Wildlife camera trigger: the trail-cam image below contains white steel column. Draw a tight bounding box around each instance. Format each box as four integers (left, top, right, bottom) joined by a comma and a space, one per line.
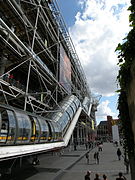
24, 60, 32, 111
31, 1, 41, 50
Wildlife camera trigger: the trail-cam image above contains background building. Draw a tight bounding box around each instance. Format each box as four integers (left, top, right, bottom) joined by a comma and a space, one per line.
97, 116, 120, 142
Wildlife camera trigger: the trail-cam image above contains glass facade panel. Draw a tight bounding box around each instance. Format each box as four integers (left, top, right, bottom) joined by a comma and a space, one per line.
52, 121, 62, 141
0, 108, 8, 144
82, 97, 90, 113
0, 113, 1, 129
15, 111, 31, 144
74, 98, 80, 108
58, 115, 66, 129
70, 102, 76, 113
38, 118, 49, 142
66, 106, 74, 119
59, 112, 70, 132
29, 116, 40, 143
6, 110, 16, 144
47, 121, 55, 141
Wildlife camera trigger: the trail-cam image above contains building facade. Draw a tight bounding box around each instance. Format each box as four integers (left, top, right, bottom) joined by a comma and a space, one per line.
97, 116, 120, 142
0, 1, 100, 175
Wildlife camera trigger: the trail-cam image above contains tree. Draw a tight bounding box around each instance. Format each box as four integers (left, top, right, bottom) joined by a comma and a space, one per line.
116, 1, 135, 179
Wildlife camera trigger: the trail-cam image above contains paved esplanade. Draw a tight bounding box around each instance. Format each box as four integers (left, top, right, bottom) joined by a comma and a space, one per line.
26, 142, 131, 180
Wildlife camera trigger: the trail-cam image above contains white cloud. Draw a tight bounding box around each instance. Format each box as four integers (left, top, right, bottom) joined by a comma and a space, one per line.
96, 100, 117, 124
69, 0, 131, 96
69, 0, 130, 121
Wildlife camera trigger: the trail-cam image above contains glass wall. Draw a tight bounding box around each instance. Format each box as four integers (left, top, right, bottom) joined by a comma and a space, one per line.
15, 111, 31, 144
37, 118, 49, 142
29, 116, 40, 143
0, 108, 9, 144
51, 121, 62, 141
6, 110, 17, 144
0, 108, 17, 144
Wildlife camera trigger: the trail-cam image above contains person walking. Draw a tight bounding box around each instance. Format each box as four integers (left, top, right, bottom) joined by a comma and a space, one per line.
94, 152, 99, 164
74, 141, 77, 150
88, 142, 92, 149
86, 152, 89, 164
115, 141, 118, 147
124, 157, 129, 174
98, 143, 103, 151
84, 171, 91, 180
96, 152, 99, 164
94, 173, 101, 180
85, 142, 88, 150
103, 174, 108, 180
9, 73, 14, 85
117, 148, 122, 160
116, 172, 127, 180
94, 152, 97, 163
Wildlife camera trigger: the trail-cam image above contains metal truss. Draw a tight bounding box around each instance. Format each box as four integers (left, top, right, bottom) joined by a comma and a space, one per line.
0, 0, 91, 116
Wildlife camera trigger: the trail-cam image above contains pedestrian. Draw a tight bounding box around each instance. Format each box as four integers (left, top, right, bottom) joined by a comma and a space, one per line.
32, 155, 40, 165
88, 142, 91, 149
94, 173, 101, 180
9, 73, 14, 85
86, 152, 89, 164
124, 157, 129, 174
117, 148, 122, 160
98, 143, 103, 151
96, 152, 99, 164
94, 152, 99, 164
115, 141, 118, 147
120, 140, 122, 146
116, 172, 127, 180
84, 171, 91, 180
103, 174, 108, 180
94, 152, 97, 163
85, 142, 88, 150
3, 73, 9, 82
74, 143, 77, 151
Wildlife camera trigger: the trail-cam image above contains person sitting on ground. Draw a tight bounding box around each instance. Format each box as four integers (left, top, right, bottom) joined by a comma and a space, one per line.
94, 173, 101, 180
103, 174, 108, 180
84, 171, 91, 180
116, 172, 127, 180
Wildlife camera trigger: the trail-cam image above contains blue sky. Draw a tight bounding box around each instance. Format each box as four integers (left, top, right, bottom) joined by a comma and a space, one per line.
57, 0, 131, 125
58, 0, 80, 27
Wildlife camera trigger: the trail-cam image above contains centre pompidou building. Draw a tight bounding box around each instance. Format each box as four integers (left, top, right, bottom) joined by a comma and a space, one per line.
0, 0, 99, 174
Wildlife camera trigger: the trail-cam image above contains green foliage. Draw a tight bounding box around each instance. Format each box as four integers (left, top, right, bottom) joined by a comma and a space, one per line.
116, 1, 135, 155
118, 92, 135, 154
129, 1, 135, 25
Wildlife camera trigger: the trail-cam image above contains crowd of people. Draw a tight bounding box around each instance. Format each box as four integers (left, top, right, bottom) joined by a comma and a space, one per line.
84, 141, 129, 180
2, 72, 25, 90
84, 171, 127, 180
85, 142, 102, 165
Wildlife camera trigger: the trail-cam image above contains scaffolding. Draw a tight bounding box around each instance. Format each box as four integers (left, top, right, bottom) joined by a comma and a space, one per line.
0, 0, 91, 116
